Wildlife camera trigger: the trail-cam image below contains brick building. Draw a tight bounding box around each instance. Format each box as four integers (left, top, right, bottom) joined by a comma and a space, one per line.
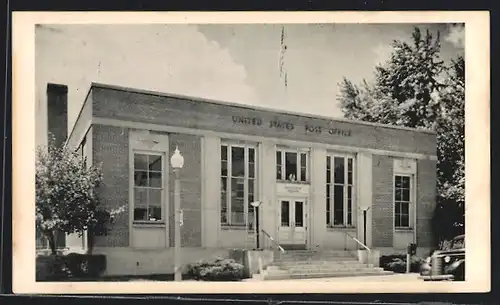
45, 82, 437, 276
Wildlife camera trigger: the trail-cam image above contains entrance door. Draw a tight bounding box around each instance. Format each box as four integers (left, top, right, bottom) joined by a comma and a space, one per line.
278, 198, 307, 248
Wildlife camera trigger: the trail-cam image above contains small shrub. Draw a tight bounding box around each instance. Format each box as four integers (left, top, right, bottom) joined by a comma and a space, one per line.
186, 258, 244, 281
36, 253, 106, 281
36, 255, 69, 281
65, 253, 106, 278
380, 254, 425, 273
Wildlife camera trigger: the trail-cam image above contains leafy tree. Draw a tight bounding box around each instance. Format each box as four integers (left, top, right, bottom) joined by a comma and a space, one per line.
338, 27, 465, 245
36, 133, 124, 255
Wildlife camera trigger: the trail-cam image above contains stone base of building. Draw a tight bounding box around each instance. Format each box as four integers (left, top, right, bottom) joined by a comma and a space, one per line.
93, 247, 229, 276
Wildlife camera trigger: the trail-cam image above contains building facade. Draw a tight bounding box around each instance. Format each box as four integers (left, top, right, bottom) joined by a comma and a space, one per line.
47, 82, 437, 276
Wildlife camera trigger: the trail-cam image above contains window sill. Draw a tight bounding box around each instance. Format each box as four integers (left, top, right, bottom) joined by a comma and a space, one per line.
221, 225, 253, 231
276, 180, 309, 185
327, 225, 356, 230
395, 227, 414, 232
133, 222, 166, 228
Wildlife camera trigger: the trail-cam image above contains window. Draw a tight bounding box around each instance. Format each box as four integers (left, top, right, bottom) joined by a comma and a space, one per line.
326, 155, 354, 226
133, 153, 164, 222
394, 175, 411, 228
81, 137, 87, 160
221, 143, 257, 228
276, 149, 308, 182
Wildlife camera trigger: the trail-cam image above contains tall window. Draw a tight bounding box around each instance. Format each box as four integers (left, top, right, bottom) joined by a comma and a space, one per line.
133, 153, 164, 222
394, 175, 411, 228
276, 149, 308, 182
326, 155, 354, 226
221, 143, 256, 228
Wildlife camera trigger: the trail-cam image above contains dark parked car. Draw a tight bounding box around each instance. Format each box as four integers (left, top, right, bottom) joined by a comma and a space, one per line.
419, 234, 465, 281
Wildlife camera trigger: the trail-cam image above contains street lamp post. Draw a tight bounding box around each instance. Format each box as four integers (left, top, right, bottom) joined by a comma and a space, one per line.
250, 201, 262, 249
170, 146, 184, 282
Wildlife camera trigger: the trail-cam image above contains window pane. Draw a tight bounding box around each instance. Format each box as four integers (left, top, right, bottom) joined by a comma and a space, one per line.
348, 172, 353, 185
221, 177, 227, 223
248, 194, 254, 205
149, 189, 161, 205
334, 157, 345, 184
231, 146, 245, 177
231, 198, 245, 224
148, 206, 162, 221
334, 185, 344, 224
281, 201, 290, 226
395, 202, 401, 214
221, 160, 227, 176
134, 154, 148, 170
221, 145, 227, 161
149, 155, 162, 171
327, 156, 331, 170
401, 202, 409, 215
395, 215, 401, 227
402, 176, 410, 188
134, 171, 148, 186
249, 148, 255, 163
300, 153, 307, 167
395, 176, 402, 188
403, 189, 410, 201
326, 169, 331, 183
149, 172, 162, 188
326, 184, 330, 198
134, 187, 147, 205
347, 185, 352, 200
276, 165, 282, 180
248, 179, 254, 195
295, 201, 304, 227
401, 214, 409, 227
134, 207, 148, 221
285, 152, 297, 181
326, 210, 331, 225
276, 151, 282, 164
348, 158, 353, 171
231, 211, 245, 224
300, 167, 306, 182
249, 162, 255, 178
395, 189, 402, 201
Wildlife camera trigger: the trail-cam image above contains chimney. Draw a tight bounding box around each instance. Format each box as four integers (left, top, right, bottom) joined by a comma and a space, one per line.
46, 83, 68, 148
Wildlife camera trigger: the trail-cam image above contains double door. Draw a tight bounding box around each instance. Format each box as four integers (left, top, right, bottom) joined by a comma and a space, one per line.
277, 198, 307, 247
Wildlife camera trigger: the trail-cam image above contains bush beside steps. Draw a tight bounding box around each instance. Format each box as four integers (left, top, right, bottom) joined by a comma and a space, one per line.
379, 254, 425, 273
185, 257, 245, 281
36, 253, 106, 281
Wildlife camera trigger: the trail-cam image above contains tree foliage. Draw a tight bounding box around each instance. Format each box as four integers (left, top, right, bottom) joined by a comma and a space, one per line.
36, 133, 123, 254
338, 27, 465, 244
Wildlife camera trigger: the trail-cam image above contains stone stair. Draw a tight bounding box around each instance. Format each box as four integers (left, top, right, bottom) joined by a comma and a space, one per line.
255, 250, 392, 281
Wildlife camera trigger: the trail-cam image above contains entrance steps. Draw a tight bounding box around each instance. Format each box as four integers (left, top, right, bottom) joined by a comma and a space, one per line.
256, 250, 392, 281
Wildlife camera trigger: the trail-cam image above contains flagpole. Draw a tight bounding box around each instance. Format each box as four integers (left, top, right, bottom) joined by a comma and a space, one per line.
279, 25, 288, 106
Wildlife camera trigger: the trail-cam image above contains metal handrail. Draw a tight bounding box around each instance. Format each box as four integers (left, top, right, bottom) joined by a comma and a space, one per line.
261, 229, 286, 253
345, 232, 371, 252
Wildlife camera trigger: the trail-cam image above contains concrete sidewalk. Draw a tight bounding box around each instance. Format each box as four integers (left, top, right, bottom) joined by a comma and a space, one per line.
244, 273, 421, 282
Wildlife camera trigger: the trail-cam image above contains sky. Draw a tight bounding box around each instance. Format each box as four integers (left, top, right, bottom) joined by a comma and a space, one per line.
35, 23, 465, 146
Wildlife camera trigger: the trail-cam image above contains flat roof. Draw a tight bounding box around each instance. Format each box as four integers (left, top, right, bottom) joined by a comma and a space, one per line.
88, 82, 436, 135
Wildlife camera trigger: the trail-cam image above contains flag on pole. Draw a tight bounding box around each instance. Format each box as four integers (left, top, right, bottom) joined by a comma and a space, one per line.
279, 26, 288, 88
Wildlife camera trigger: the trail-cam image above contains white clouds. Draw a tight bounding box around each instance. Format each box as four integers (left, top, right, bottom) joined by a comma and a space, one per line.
35, 24, 260, 144
444, 24, 465, 49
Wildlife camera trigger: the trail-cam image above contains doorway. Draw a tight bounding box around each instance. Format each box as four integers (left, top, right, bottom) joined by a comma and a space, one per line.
278, 198, 307, 249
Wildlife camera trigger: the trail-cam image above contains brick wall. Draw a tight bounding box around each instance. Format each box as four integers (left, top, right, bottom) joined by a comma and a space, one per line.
372, 154, 394, 247
416, 159, 437, 248
168, 134, 202, 247
93, 124, 129, 247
